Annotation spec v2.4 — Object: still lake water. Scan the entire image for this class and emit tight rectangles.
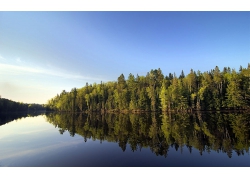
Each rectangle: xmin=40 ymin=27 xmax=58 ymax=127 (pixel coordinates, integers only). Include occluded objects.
xmin=0 ymin=112 xmax=250 ymax=167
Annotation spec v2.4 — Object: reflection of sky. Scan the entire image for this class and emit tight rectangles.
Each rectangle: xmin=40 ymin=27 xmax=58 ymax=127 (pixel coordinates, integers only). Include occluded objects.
xmin=1 ymin=115 xmax=250 ymax=167
xmin=0 ymin=12 xmax=250 ymax=104
xmin=0 ymin=138 xmax=83 ymax=162
xmin=0 ymin=115 xmax=86 ymax=166
xmin=0 ymin=116 xmax=49 ymax=138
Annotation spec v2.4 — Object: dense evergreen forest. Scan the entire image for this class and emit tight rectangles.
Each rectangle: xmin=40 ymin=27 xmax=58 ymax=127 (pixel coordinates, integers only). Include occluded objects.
xmin=46 ymin=64 xmax=250 ymax=112
xmin=0 ymin=97 xmax=46 ymax=112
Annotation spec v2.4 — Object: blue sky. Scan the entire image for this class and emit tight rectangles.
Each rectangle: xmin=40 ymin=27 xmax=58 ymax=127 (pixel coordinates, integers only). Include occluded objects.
xmin=0 ymin=11 xmax=249 ymax=104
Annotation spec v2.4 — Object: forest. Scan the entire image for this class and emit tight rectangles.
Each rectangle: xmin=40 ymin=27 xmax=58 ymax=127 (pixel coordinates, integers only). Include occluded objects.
xmin=46 ymin=64 xmax=250 ymax=112
xmin=0 ymin=97 xmax=46 ymax=113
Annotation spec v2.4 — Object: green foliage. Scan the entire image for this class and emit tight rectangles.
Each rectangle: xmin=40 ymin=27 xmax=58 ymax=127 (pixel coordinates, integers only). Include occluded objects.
xmin=0 ymin=98 xmax=45 ymax=112
xmin=46 ymin=64 xmax=250 ymax=112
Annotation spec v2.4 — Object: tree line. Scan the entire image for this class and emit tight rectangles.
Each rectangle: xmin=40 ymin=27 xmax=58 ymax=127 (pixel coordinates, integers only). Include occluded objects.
xmin=45 ymin=112 xmax=250 ymax=158
xmin=0 ymin=97 xmax=46 ymax=112
xmin=46 ymin=64 xmax=250 ymax=112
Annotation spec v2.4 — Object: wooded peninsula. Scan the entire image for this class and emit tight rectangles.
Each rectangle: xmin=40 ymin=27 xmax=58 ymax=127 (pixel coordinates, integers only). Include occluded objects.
xmin=45 ymin=64 xmax=250 ymax=113
xmin=0 ymin=98 xmax=45 ymax=113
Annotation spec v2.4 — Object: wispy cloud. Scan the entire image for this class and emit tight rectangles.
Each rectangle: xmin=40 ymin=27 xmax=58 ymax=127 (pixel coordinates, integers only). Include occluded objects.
xmin=15 ymin=57 xmax=22 ymax=63
xmin=0 ymin=63 xmax=42 ymax=73
xmin=0 ymin=62 xmax=108 ymax=82
xmin=0 ymin=55 xmax=6 ymax=62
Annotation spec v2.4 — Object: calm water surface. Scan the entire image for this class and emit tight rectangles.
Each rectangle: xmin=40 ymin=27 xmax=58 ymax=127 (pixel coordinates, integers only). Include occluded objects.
xmin=0 ymin=112 xmax=250 ymax=167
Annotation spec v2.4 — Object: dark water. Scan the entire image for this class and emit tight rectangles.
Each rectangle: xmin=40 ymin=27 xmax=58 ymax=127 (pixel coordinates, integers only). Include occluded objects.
xmin=0 ymin=112 xmax=250 ymax=167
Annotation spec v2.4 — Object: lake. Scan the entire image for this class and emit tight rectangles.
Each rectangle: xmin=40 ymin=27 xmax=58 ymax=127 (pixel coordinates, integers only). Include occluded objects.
xmin=0 ymin=111 xmax=250 ymax=167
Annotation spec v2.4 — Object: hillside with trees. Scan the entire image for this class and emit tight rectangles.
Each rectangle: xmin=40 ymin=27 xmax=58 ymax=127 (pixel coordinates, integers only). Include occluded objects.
xmin=46 ymin=64 xmax=250 ymax=112
xmin=0 ymin=97 xmax=46 ymax=113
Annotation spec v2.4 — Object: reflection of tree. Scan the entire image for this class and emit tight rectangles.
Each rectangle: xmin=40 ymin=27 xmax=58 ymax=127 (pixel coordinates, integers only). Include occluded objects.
xmin=59 ymin=128 xmax=65 ymax=135
xmin=0 ymin=111 xmax=45 ymax=126
xmin=172 ymin=113 xmax=192 ymax=153
xmin=229 ymin=113 xmax=250 ymax=153
xmin=148 ymin=113 xmax=169 ymax=157
xmin=113 ymin=114 xmax=130 ymax=151
xmin=129 ymin=114 xmax=141 ymax=152
xmin=44 ymin=112 xmax=250 ymax=158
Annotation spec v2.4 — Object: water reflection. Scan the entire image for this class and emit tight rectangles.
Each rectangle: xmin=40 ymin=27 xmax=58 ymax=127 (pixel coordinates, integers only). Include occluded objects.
xmin=0 ymin=111 xmax=45 ymax=126
xmin=45 ymin=112 xmax=250 ymax=158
